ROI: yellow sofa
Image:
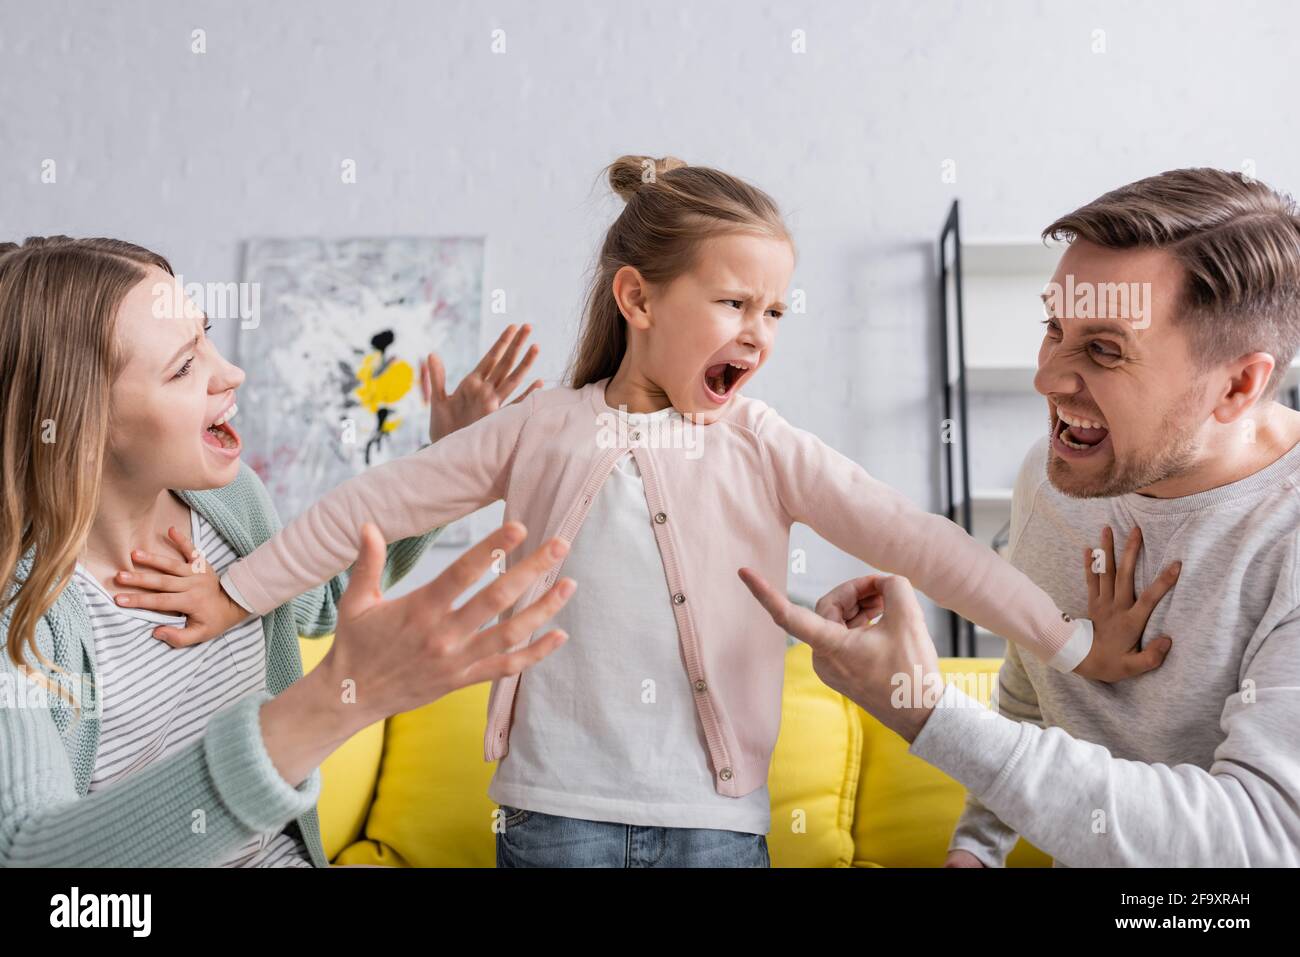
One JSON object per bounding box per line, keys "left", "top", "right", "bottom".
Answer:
{"left": 298, "top": 636, "right": 1050, "bottom": 867}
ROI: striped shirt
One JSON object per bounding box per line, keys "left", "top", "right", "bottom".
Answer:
{"left": 74, "top": 502, "right": 313, "bottom": 867}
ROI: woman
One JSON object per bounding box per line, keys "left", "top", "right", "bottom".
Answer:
{"left": 0, "top": 235, "right": 575, "bottom": 867}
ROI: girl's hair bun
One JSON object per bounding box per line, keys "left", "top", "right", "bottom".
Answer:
{"left": 608, "top": 154, "right": 687, "bottom": 201}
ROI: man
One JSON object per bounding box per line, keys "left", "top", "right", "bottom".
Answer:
{"left": 741, "top": 168, "right": 1300, "bottom": 866}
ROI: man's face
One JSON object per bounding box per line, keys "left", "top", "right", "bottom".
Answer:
{"left": 1034, "top": 240, "right": 1214, "bottom": 498}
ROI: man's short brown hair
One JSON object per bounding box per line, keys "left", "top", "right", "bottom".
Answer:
{"left": 1043, "top": 169, "right": 1300, "bottom": 399}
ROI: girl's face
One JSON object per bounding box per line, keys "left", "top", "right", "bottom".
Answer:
{"left": 635, "top": 231, "right": 794, "bottom": 419}
{"left": 108, "top": 267, "right": 246, "bottom": 492}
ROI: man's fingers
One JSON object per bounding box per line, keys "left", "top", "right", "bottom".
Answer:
{"left": 738, "top": 567, "right": 844, "bottom": 649}
{"left": 337, "top": 523, "right": 389, "bottom": 620}
{"left": 1133, "top": 560, "right": 1181, "bottom": 620}
{"left": 447, "top": 537, "right": 570, "bottom": 634}
{"left": 875, "top": 575, "right": 926, "bottom": 622}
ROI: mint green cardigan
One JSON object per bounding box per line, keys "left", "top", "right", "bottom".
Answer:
{"left": 0, "top": 461, "right": 437, "bottom": 867}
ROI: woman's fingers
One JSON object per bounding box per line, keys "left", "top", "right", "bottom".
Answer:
{"left": 473, "top": 325, "right": 518, "bottom": 380}
{"left": 414, "top": 522, "right": 528, "bottom": 614}
{"left": 423, "top": 353, "right": 447, "bottom": 404}
{"left": 153, "top": 625, "right": 206, "bottom": 648}
{"left": 336, "top": 523, "right": 390, "bottom": 621}
{"left": 488, "top": 325, "right": 532, "bottom": 387}
{"left": 508, "top": 379, "right": 545, "bottom": 406}
{"left": 462, "top": 628, "right": 570, "bottom": 686}
{"left": 473, "top": 577, "right": 577, "bottom": 658}
{"left": 496, "top": 343, "right": 539, "bottom": 397}
{"left": 446, "top": 536, "right": 570, "bottom": 635}
{"left": 1116, "top": 525, "right": 1142, "bottom": 606}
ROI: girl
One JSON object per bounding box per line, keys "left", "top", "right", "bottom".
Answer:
{"left": 131, "top": 156, "right": 1178, "bottom": 867}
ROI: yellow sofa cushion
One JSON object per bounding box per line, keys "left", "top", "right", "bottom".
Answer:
{"left": 298, "top": 634, "right": 386, "bottom": 861}
{"left": 334, "top": 680, "right": 498, "bottom": 867}
{"left": 851, "top": 657, "right": 1051, "bottom": 867}
{"left": 767, "top": 641, "right": 862, "bottom": 867}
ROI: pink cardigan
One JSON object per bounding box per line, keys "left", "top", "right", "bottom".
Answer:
{"left": 224, "top": 379, "right": 1087, "bottom": 798}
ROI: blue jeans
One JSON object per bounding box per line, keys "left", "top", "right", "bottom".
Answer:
{"left": 495, "top": 805, "right": 771, "bottom": 868}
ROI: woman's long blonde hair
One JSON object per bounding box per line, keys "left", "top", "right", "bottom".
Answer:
{"left": 568, "top": 155, "right": 793, "bottom": 387}
{"left": 0, "top": 236, "right": 173, "bottom": 703}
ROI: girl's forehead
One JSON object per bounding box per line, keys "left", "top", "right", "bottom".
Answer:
{"left": 691, "top": 233, "right": 794, "bottom": 285}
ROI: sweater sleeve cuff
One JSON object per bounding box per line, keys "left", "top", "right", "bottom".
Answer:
{"left": 203, "top": 690, "right": 321, "bottom": 834}
{"left": 219, "top": 572, "right": 254, "bottom": 614}
{"left": 907, "top": 683, "right": 1028, "bottom": 798}
{"left": 1047, "top": 618, "right": 1093, "bottom": 674}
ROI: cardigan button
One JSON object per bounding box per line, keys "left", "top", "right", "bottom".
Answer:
{"left": 719, "top": 768, "right": 733, "bottom": 782}
{"left": 629, "top": 430, "right": 642, "bottom": 442}
{"left": 1062, "top": 612, "right": 1072, "bottom": 622}
{"left": 654, "top": 511, "right": 667, "bottom": 524}
{"left": 693, "top": 679, "right": 707, "bottom": 692}
{"left": 672, "top": 592, "right": 686, "bottom": 605}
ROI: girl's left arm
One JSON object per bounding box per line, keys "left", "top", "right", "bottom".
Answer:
{"left": 755, "top": 409, "right": 1090, "bottom": 672}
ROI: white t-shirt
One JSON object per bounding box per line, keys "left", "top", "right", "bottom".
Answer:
{"left": 75, "top": 500, "right": 313, "bottom": 867}
{"left": 488, "top": 407, "right": 771, "bottom": 834}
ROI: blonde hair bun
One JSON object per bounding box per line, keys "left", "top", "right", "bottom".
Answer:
{"left": 608, "top": 154, "right": 688, "bottom": 201}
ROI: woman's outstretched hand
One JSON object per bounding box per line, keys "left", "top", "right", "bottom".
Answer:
{"left": 260, "top": 521, "right": 575, "bottom": 786}
{"left": 423, "top": 324, "right": 543, "bottom": 444}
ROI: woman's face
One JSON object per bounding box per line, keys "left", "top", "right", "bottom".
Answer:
{"left": 108, "top": 267, "right": 246, "bottom": 491}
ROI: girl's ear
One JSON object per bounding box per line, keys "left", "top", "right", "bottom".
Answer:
{"left": 612, "top": 265, "right": 653, "bottom": 331}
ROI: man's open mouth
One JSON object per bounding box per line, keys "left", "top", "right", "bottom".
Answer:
{"left": 703, "top": 360, "right": 751, "bottom": 402}
{"left": 203, "top": 402, "right": 242, "bottom": 452}
{"left": 1055, "top": 407, "right": 1110, "bottom": 451}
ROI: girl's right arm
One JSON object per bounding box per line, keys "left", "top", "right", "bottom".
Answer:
{"left": 220, "top": 388, "right": 539, "bottom": 621}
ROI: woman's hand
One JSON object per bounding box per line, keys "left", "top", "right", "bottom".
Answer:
{"left": 423, "top": 324, "right": 543, "bottom": 444}
{"left": 112, "top": 525, "right": 251, "bottom": 646}
{"left": 318, "top": 521, "right": 574, "bottom": 722}
{"left": 258, "top": 521, "right": 575, "bottom": 787}
{"left": 1073, "top": 524, "right": 1178, "bottom": 682}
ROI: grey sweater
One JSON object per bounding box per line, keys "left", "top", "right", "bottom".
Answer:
{"left": 912, "top": 434, "right": 1300, "bottom": 867}
{"left": 0, "top": 462, "right": 436, "bottom": 867}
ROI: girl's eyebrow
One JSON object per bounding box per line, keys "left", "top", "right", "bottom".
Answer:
{"left": 717, "top": 288, "right": 788, "bottom": 311}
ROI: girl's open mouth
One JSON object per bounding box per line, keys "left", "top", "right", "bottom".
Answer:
{"left": 202, "top": 402, "right": 242, "bottom": 457}
{"left": 703, "top": 360, "right": 751, "bottom": 403}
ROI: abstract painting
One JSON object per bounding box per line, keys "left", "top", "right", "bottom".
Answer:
{"left": 237, "top": 236, "right": 484, "bottom": 545}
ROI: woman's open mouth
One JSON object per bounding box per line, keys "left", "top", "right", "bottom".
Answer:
{"left": 1052, "top": 406, "right": 1111, "bottom": 458}
{"left": 702, "top": 360, "right": 752, "bottom": 404}
{"left": 202, "top": 402, "right": 242, "bottom": 458}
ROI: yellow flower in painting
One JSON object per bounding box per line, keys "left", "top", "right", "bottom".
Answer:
{"left": 355, "top": 351, "right": 414, "bottom": 433}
